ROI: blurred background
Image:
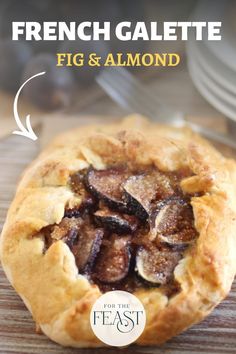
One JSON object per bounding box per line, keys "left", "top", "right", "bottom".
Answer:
{"left": 0, "top": 0, "right": 235, "bottom": 137}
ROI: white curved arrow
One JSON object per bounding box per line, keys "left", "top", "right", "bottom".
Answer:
{"left": 12, "top": 71, "right": 46, "bottom": 141}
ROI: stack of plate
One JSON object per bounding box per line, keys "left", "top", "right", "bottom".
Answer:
{"left": 186, "top": 0, "right": 236, "bottom": 121}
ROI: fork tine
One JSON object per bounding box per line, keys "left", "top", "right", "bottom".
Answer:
{"left": 114, "top": 67, "right": 162, "bottom": 108}
{"left": 110, "top": 68, "right": 160, "bottom": 117}
{"left": 96, "top": 67, "right": 183, "bottom": 123}
{"left": 97, "top": 68, "right": 157, "bottom": 118}
{"left": 96, "top": 67, "right": 236, "bottom": 149}
{"left": 96, "top": 67, "right": 158, "bottom": 119}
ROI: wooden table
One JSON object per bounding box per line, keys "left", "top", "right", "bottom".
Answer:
{"left": 1, "top": 54, "right": 236, "bottom": 354}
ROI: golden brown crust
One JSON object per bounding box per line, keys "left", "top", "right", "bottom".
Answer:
{"left": 1, "top": 114, "right": 236, "bottom": 347}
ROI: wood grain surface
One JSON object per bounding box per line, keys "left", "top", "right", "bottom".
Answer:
{"left": 0, "top": 124, "right": 236, "bottom": 354}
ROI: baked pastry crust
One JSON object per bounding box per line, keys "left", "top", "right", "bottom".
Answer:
{"left": 1, "top": 115, "right": 236, "bottom": 347}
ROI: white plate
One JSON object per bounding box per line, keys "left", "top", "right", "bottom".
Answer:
{"left": 187, "top": 38, "right": 236, "bottom": 95}
{"left": 192, "top": 0, "right": 236, "bottom": 72}
{"left": 188, "top": 57, "right": 236, "bottom": 120}
{"left": 187, "top": 42, "right": 236, "bottom": 106}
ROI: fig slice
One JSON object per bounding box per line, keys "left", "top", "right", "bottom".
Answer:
{"left": 72, "top": 225, "right": 104, "bottom": 272}
{"left": 64, "top": 208, "right": 81, "bottom": 218}
{"left": 123, "top": 171, "right": 174, "bottom": 220}
{"left": 51, "top": 217, "right": 83, "bottom": 241}
{"left": 149, "top": 197, "right": 197, "bottom": 245}
{"left": 94, "top": 208, "right": 138, "bottom": 234}
{"left": 63, "top": 228, "right": 79, "bottom": 248}
{"left": 149, "top": 198, "right": 184, "bottom": 240}
{"left": 85, "top": 167, "right": 130, "bottom": 211}
{"left": 94, "top": 236, "right": 131, "bottom": 283}
{"left": 158, "top": 228, "right": 197, "bottom": 250}
{"left": 50, "top": 216, "right": 104, "bottom": 271}
{"left": 136, "top": 246, "right": 182, "bottom": 285}
{"left": 70, "top": 172, "right": 96, "bottom": 211}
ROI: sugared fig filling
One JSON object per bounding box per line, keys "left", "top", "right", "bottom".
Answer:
{"left": 41, "top": 165, "right": 198, "bottom": 294}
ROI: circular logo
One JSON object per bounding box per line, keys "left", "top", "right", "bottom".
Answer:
{"left": 90, "top": 290, "right": 146, "bottom": 347}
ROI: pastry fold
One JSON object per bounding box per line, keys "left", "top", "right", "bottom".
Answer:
{"left": 1, "top": 115, "right": 236, "bottom": 347}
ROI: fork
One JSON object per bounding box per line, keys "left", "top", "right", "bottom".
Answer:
{"left": 96, "top": 66, "right": 236, "bottom": 149}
